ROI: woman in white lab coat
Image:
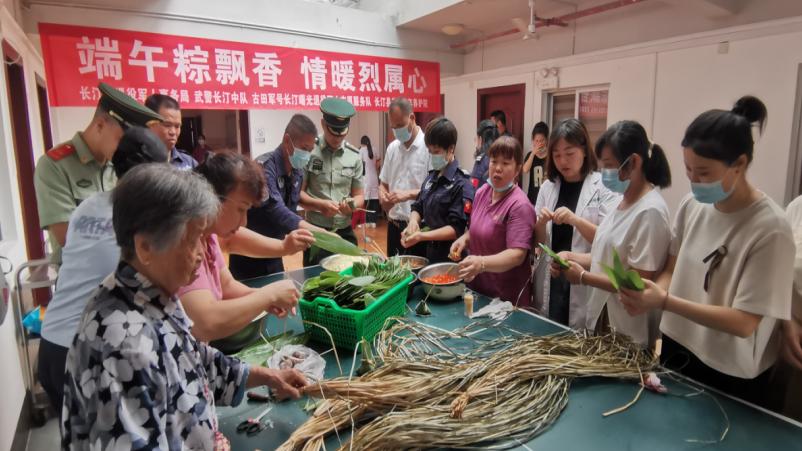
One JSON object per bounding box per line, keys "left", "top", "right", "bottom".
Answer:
{"left": 534, "top": 118, "right": 620, "bottom": 328}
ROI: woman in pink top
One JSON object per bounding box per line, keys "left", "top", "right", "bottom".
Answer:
{"left": 451, "top": 136, "right": 536, "bottom": 306}
{"left": 178, "top": 152, "right": 315, "bottom": 342}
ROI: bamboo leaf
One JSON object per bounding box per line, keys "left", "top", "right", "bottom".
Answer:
{"left": 612, "top": 248, "right": 625, "bottom": 276}
{"left": 311, "top": 230, "right": 364, "bottom": 256}
{"left": 349, "top": 276, "right": 376, "bottom": 287}
{"left": 539, "top": 243, "right": 570, "bottom": 268}
{"left": 600, "top": 264, "right": 620, "bottom": 291}
{"left": 625, "top": 269, "right": 645, "bottom": 291}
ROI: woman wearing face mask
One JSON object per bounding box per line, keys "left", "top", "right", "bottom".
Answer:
{"left": 402, "top": 117, "right": 474, "bottom": 263}
{"left": 534, "top": 119, "right": 620, "bottom": 328}
{"left": 552, "top": 121, "right": 672, "bottom": 347}
{"left": 470, "top": 119, "right": 500, "bottom": 189}
{"left": 619, "top": 97, "right": 794, "bottom": 408}
{"left": 451, "top": 136, "right": 536, "bottom": 306}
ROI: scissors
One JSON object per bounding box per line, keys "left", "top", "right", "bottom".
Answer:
{"left": 236, "top": 404, "right": 274, "bottom": 435}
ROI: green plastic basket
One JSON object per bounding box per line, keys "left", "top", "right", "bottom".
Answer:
{"left": 299, "top": 267, "right": 414, "bottom": 350}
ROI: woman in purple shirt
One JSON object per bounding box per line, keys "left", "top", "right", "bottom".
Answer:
{"left": 451, "top": 136, "right": 537, "bottom": 307}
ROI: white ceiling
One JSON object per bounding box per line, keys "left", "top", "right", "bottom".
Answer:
{"left": 398, "top": 0, "right": 623, "bottom": 35}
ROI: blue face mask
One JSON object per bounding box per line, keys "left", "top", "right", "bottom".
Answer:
{"left": 601, "top": 155, "right": 632, "bottom": 194}
{"left": 290, "top": 149, "right": 311, "bottom": 169}
{"left": 288, "top": 137, "right": 312, "bottom": 169}
{"left": 431, "top": 153, "right": 449, "bottom": 171}
{"left": 691, "top": 179, "right": 735, "bottom": 204}
{"left": 487, "top": 178, "right": 514, "bottom": 193}
{"left": 393, "top": 124, "right": 412, "bottom": 143}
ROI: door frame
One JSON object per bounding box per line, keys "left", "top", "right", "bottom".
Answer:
{"left": 786, "top": 63, "right": 802, "bottom": 205}
{"left": 3, "top": 40, "right": 45, "bottom": 262}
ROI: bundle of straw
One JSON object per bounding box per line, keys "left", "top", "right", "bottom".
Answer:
{"left": 278, "top": 319, "right": 659, "bottom": 451}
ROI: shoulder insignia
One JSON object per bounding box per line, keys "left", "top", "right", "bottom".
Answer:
{"left": 46, "top": 144, "right": 75, "bottom": 161}
{"left": 344, "top": 142, "right": 360, "bottom": 153}
{"left": 464, "top": 200, "right": 473, "bottom": 214}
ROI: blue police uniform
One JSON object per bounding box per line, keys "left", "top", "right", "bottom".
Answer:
{"left": 170, "top": 147, "right": 198, "bottom": 171}
{"left": 411, "top": 159, "right": 475, "bottom": 263}
{"left": 229, "top": 147, "right": 303, "bottom": 280}
{"left": 470, "top": 152, "right": 489, "bottom": 189}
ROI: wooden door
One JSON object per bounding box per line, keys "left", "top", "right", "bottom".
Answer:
{"left": 477, "top": 84, "right": 526, "bottom": 146}
{"left": 176, "top": 115, "right": 201, "bottom": 153}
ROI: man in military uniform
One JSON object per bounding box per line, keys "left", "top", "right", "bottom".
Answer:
{"left": 300, "top": 98, "right": 365, "bottom": 266}
{"left": 34, "top": 82, "right": 162, "bottom": 264}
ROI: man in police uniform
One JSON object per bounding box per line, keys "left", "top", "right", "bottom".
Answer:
{"left": 230, "top": 114, "right": 323, "bottom": 279}
{"left": 300, "top": 98, "right": 365, "bottom": 266}
{"left": 34, "top": 82, "right": 162, "bottom": 264}
{"left": 144, "top": 93, "right": 197, "bottom": 170}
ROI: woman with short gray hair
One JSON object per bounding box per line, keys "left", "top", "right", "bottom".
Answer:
{"left": 61, "top": 164, "right": 308, "bottom": 450}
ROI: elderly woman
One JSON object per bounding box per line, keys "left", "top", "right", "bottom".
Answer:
{"left": 451, "top": 136, "right": 536, "bottom": 306}
{"left": 180, "top": 152, "right": 315, "bottom": 342}
{"left": 61, "top": 164, "right": 307, "bottom": 449}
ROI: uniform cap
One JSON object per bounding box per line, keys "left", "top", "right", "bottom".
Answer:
{"left": 98, "top": 82, "right": 163, "bottom": 128}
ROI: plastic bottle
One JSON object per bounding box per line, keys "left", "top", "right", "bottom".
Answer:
{"left": 463, "top": 289, "right": 474, "bottom": 318}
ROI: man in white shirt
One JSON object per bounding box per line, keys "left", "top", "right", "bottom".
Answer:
{"left": 379, "top": 97, "right": 431, "bottom": 256}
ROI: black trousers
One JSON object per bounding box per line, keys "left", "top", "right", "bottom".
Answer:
{"left": 661, "top": 335, "right": 785, "bottom": 411}
{"left": 38, "top": 338, "right": 69, "bottom": 415}
{"left": 386, "top": 219, "right": 426, "bottom": 258}
{"left": 425, "top": 241, "right": 453, "bottom": 264}
{"left": 365, "top": 199, "right": 380, "bottom": 223}
{"left": 548, "top": 275, "right": 571, "bottom": 326}
{"left": 303, "top": 226, "right": 358, "bottom": 267}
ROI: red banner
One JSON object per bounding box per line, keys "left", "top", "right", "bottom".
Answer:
{"left": 38, "top": 23, "right": 441, "bottom": 112}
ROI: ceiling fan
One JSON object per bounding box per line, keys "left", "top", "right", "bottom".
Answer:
{"left": 512, "top": 0, "right": 539, "bottom": 40}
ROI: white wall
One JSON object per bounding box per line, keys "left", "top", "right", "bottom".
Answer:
{"left": 0, "top": 4, "right": 49, "bottom": 450}
{"left": 443, "top": 17, "right": 802, "bottom": 213}
{"left": 248, "top": 109, "right": 384, "bottom": 160}
{"left": 653, "top": 31, "right": 802, "bottom": 211}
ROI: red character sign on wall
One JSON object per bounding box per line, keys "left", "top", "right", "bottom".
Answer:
{"left": 39, "top": 23, "right": 441, "bottom": 112}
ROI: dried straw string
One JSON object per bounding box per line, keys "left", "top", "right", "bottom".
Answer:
{"left": 281, "top": 318, "right": 726, "bottom": 450}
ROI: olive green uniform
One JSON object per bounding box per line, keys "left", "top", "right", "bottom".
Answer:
{"left": 32, "top": 82, "right": 162, "bottom": 264}
{"left": 303, "top": 138, "right": 364, "bottom": 267}
{"left": 304, "top": 137, "right": 364, "bottom": 230}
{"left": 34, "top": 133, "right": 116, "bottom": 264}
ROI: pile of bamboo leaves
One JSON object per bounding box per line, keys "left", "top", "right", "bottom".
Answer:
{"left": 277, "top": 319, "right": 660, "bottom": 451}
{"left": 301, "top": 257, "right": 411, "bottom": 310}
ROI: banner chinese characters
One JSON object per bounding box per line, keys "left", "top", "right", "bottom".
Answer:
{"left": 38, "top": 23, "right": 441, "bottom": 112}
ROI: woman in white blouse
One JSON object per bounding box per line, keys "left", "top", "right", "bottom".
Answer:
{"left": 553, "top": 120, "right": 672, "bottom": 347}
{"left": 620, "top": 96, "right": 794, "bottom": 409}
